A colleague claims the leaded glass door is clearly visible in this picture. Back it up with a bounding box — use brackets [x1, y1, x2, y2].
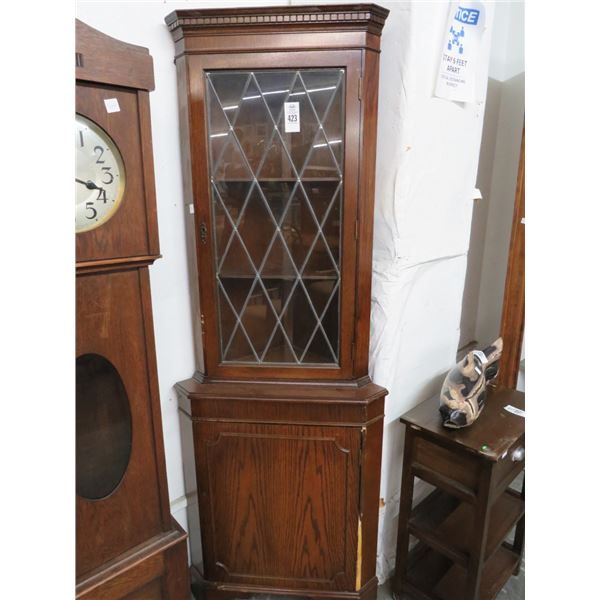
[205, 68, 347, 367]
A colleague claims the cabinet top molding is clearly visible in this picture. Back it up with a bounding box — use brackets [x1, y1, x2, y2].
[165, 4, 389, 36]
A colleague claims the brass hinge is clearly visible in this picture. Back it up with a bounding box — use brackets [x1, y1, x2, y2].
[358, 77, 363, 101]
[200, 313, 206, 336]
[199, 222, 208, 245]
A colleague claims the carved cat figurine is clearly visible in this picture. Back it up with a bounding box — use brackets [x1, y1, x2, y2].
[439, 337, 503, 429]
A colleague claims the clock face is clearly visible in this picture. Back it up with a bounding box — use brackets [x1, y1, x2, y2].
[75, 114, 126, 233]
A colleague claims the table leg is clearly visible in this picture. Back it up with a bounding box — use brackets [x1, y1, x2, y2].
[464, 463, 494, 599]
[512, 472, 525, 575]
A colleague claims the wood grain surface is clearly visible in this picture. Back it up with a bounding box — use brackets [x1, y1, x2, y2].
[76, 20, 189, 599]
[400, 387, 525, 462]
[498, 126, 525, 390]
[196, 423, 360, 591]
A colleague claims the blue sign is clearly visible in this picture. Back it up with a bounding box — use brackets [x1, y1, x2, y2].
[454, 6, 480, 25]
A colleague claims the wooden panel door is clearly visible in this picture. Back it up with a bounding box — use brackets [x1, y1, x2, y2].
[193, 422, 362, 592]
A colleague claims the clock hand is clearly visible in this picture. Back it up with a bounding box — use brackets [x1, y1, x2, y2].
[75, 178, 104, 191]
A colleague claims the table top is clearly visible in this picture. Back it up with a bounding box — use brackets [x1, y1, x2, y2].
[400, 386, 525, 461]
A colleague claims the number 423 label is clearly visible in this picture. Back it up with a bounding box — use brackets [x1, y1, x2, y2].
[284, 102, 300, 133]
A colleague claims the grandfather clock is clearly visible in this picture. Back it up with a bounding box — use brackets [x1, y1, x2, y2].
[167, 5, 389, 599]
[76, 20, 189, 599]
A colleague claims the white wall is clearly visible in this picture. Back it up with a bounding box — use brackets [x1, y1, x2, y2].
[368, 1, 495, 580]
[77, 0, 496, 584]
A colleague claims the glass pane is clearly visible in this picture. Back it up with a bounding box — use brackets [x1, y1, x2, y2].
[206, 68, 345, 365]
[76, 354, 132, 500]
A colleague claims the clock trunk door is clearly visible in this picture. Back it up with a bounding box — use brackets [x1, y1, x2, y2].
[189, 51, 361, 380]
[76, 269, 165, 576]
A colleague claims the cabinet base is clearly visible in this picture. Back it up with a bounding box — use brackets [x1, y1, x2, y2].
[76, 519, 189, 599]
[180, 379, 386, 600]
[191, 566, 379, 600]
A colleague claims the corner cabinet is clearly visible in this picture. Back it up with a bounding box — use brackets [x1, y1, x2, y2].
[166, 5, 389, 599]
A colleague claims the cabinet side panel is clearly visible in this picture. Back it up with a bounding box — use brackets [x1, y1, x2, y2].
[358, 411, 385, 589]
[354, 49, 382, 376]
[176, 56, 206, 373]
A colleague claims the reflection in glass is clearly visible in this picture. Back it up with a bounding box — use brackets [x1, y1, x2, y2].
[76, 354, 132, 500]
[207, 68, 345, 365]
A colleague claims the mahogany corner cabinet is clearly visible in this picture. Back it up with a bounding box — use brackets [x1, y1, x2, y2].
[166, 5, 389, 599]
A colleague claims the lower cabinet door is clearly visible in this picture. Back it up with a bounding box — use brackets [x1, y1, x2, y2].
[194, 421, 362, 592]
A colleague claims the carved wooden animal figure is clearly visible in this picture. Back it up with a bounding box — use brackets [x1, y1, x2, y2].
[439, 337, 503, 428]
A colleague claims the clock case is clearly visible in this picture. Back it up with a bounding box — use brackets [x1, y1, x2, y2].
[76, 20, 189, 599]
[167, 5, 389, 600]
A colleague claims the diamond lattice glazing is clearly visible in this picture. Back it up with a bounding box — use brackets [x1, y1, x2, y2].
[206, 69, 345, 364]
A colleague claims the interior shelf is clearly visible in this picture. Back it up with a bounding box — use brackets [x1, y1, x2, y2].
[405, 542, 520, 600]
[212, 177, 342, 182]
[217, 273, 338, 280]
[408, 488, 524, 567]
[221, 342, 337, 366]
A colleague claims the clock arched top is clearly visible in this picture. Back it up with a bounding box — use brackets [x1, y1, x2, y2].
[76, 19, 154, 92]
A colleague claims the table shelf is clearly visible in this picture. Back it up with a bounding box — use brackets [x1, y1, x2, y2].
[405, 542, 520, 600]
[408, 487, 524, 567]
[435, 544, 521, 600]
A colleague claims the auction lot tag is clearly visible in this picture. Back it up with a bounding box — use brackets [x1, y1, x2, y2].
[104, 98, 121, 113]
[284, 102, 300, 133]
[504, 405, 525, 418]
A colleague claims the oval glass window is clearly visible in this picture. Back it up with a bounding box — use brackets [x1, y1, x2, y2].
[76, 353, 132, 500]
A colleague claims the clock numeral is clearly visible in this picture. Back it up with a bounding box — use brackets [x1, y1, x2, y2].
[101, 166, 114, 185]
[85, 202, 98, 220]
[94, 145, 106, 164]
[79, 130, 84, 147]
[96, 188, 107, 204]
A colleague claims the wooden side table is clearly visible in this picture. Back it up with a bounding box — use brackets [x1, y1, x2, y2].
[392, 387, 525, 600]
